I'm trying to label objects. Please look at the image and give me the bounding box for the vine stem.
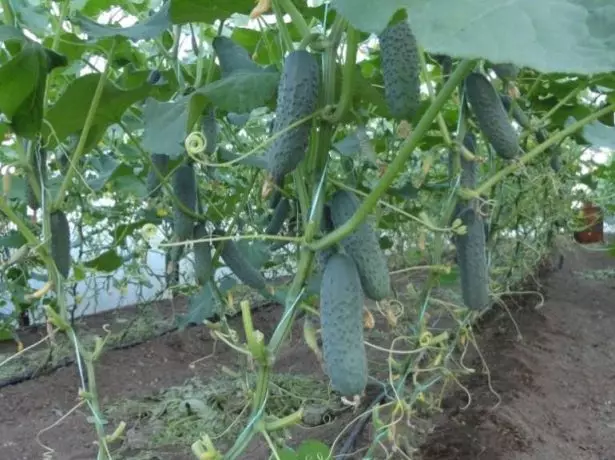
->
[328,23,357,122]
[222,16,341,460]
[53,40,117,209]
[276,0,311,40]
[471,101,615,197]
[1,0,14,26]
[310,59,478,251]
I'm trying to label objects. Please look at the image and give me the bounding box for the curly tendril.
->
[184,131,208,164]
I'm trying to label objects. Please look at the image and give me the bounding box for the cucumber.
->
[550,153,562,172]
[266,50,320,182]
[265,197,290,235]
[378,19,421,120]
[452,135,490,311]
[499,94,531,130]
[217,232,267,291]
[147,153,170,198]
[172,162,197,241]
[50,210,71,278]
[465,72,520,160]
[455,207,490,311]
[320,253,368,397]
[535,129,563,172]
[193,223,212,286]
[328,190,390,301]
[26,146,47,210]
[201,106,218,154]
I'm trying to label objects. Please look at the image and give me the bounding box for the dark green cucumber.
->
[218,233,267,291]
[465,72,520,159]
[452,136,490,311]
[147,153,170,198]
[193,223,212,286]
[328,190,391,301]
[50,210,70,278]
[550,153,562,172]
[265,197,290,235]
[535,129,563,172]
[320,252,368,397]
[455,207,490,311]
[499,94,531,130]
[26,146,47,210]
[378,19,421,120]
[266,50,320,182]
[172,162,197,241]
[201,106,218,154]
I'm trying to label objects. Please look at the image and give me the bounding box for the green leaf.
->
[0,43,44,117]
[0,25,26,42]
[197,70,279,113]
[87,155,120,191]
[10,55,47,139]
[170,0,255,25]
[0,230,27,249]
[84,249,123,272]
[176,282,220,328]
[11,0,50,35]
[73,1,172,41]
[235,240,271,270]
[578,120,615,150]
[113,173,149,198]
[439,266,460,286]
[296,440,331,459]
[331,0,615,74]
[114,219,157,246]
[212,36,263,77]
[278,448,297,460]
[43,75,151,151]
[42,32,87,62]
[141,97,190,158]
[333,126,378,164]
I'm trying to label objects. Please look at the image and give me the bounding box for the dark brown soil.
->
[420,242,615,460]
[1,240,614,460]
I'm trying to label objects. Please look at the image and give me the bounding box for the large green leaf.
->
[212,36,263,77]
[578,120,615,150]
[169,0,255,25]
[42,75,152,151]
[141,97,190,158]
[73,1,172,41]
[197,70,279,113]
[0,44,43,117]
[86,155,119,191]
[84,249,123,272]
[331,0,615,74]
[0,26,25,43]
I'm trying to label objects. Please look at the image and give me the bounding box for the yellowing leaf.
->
[363,307,375,329]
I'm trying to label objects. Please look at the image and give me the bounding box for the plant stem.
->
[53,41,117,209]
[276,0,311,40]
[329,23,357,122]
[310,59,478,251]
[1,0,15,26]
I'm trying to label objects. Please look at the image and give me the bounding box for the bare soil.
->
[1,240,614,460]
